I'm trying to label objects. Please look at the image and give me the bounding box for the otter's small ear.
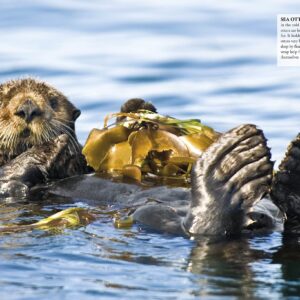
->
[72,109,81,121]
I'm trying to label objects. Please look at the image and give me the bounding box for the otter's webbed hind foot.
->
[183,124,273,236]
[271,134,300,233]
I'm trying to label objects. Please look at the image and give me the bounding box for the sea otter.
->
[0,89,296,237]
[0,78,89,197]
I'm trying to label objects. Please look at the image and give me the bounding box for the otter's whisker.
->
[53,119,76,137]
[0,123,15,151]
[49,121,77,155]
[52,120,81,154]
[42,122,52,142]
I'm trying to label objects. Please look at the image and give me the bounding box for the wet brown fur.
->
[0,78,88,178]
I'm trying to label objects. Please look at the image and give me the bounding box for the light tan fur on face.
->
[0,78,80,158]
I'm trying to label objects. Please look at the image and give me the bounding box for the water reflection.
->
[272,236,300,297]
[184,234,300,298]
[187,237,267,298]
[1,0,300,298]
[1,196,300,298]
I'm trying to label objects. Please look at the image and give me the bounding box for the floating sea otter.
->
[0,78,89,197]
[0,78,297,236]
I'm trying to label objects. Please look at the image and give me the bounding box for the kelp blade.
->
[180,133,215,157]
[35,208,96,230]
[100,141,132,171]
[128,130,153,166]
[0,208,96,234]
[83,126,131,171]
[122,165,142,181]
[114,215,134,229]
[82,110,219,183]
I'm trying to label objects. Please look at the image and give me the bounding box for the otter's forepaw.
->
[0,180,29,199]
[44,134,89,179]
[41,134,74,178]
[45,134,70,166]
[0,134,71,186]
[271,134,300,233]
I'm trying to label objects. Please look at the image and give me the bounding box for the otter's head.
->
[117,98,157,123]
[0,78,81,157]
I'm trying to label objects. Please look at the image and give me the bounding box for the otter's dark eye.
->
[49,97,58,110]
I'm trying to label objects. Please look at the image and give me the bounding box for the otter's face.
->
[0,78,81,156]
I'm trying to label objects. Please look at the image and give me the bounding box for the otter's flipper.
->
[271,134,300,233]
[183,124,273,236]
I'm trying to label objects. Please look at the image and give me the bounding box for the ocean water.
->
[1,0,300,299]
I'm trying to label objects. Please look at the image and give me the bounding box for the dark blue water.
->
[1,1,300,299]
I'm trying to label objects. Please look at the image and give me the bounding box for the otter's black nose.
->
[15,99,42,123]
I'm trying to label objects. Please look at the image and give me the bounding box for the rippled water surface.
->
[1,1,300,299]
